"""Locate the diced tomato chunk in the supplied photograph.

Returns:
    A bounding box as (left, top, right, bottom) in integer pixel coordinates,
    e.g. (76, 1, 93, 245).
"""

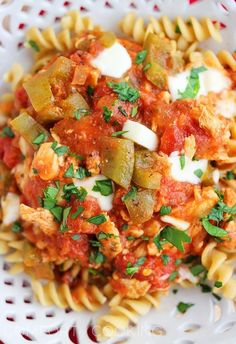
(67, 196, 101, 234)
(0, 137, 21, 169)
(159, 177, 194, 206)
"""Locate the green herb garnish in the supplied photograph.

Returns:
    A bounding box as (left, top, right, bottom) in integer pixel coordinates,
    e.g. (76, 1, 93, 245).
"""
(51, 141, 69, 156)
(28, 40, 40, 52)
(161, 226, 192, 253)
(92, 179, 113, 196)
(135, 50, 147, 64)
(178, 66, 207, 99)
(71, 206, 84, 219)
(177, 302, 194, 314)
(122, 186, 138, 202)
(107, 81, 140, 103)
(160, 205, 172, 216)
(87, 214, 107, 225)
(103, 106, 112, 123)
(126, 257, 146, 275)
(2, 127, 14, 138)
(194, 169, 203, 178)
(111, 130, 129, 137)
(179, 154, 185, 170)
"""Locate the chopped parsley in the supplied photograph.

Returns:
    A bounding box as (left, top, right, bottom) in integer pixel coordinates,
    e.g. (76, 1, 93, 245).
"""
(60, 206, 72, 232)
(87, 85, 94, 96)
(161, 254, 170, 266)
(179, 154, 185, 170)
(122, 186, 138, 202)
(177, 302, 194, 314)
(74, 108, 90, 120)
(86, 214, 107, 225)
(107, 81, 140, 103)
(131, 106, 138, 117)
(160, 226, 192, 253)
(97, 232, 118, 240)
(32, 132, 46, 145)
(200, 283, 212, 293)
(194, 168, 203, 178)
(92, 179, 113, 196)
(214, 281, 223, 288)
(71, 234, 80, 241)
(71, 206, 84, 219)
(190, 264, 206, 276)
(173, 289, 178, 294)
(160, 205, 172, 216)
(111, 130, 128, 137)
(32, 168, 38, 175)
(51, 141, 69, 156)
(103, 106, 112, 123)
(178, 66, 207, 99)
(64, 164, 90, 179)
(127, 235, 135, 241)
(89, 250, 105, 264)
(169, 271, 178, 282)
(126, 257, 146, 275)
(225, 170, 235, 180)
(135, 50, 147, 64)
(175, 259, 182, 266)
(62, 183, 87, 202)
(27, 39, 40, 52)
(201, 194, 236, 238)
(175, 24, 181, 34)
(69, 152, 84, 161)
(12, 221, 22, 233)
(1, 127, 14, 138)
(118, 106, 128, 117)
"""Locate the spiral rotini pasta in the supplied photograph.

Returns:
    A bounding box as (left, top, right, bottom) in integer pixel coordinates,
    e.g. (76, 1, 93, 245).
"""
(31, 280, 107, 312)
(0, 227, 25, 274)
(96, 292, 161, 340)
(201, 241, 236, 299)
(3, 63, 25, 90)
(148, 15, 221, 43)
(189, 50, 236, 71)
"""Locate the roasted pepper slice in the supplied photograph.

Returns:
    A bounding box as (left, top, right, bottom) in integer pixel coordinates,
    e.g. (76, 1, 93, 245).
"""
(101, 137, 134, 189)
(60, 92, 89, 117)
(124, 189, 156, 224)
(23, 73, 53, 112)
(133, 150, 162, 189)
(144, 33, 172, 89)
(10, 112, 50, 150)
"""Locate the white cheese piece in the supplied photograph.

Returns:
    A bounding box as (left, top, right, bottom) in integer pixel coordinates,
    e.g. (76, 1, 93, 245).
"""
(212, 169, 220, 184)
(74, 174, 114, 211)
(0, 113, 7, 126)
(168, 151, 208, 184)
(91, 42, 132, 78)
(160, 215, 190, 230)
(200, 68, 231, 94)
(1, 192, 20, 225)
(122, 119, 158, 151)
(168, 68, 231, 101)
(215, 98, 236, 119)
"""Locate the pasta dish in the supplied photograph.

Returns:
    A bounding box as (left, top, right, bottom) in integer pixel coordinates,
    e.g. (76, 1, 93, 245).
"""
(0, 10, 236, 340)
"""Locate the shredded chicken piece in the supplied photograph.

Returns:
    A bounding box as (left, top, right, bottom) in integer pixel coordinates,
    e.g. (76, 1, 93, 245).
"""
(98, 216, 122, 259)
(86, 153, 101, 175)
(199, 106, 229, 138)
(31, 142, 62, 181)
(223, 188, 236, 207)
(112, 278, 150, 299)
(20, 204, 58, 235)
(171, 186, 219, 220)
(184, 134, 196, 159)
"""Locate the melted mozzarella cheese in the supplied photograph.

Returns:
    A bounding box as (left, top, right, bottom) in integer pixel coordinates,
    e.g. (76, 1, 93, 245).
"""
(122, 120, 158, 151)
(161, 215, 190, 230)
(1, 192, 20, 225)
(215, 97, 236, 119)
(168, 67, 231, 101)
(168, 151, 208, 184)
(91, 42, 132, 78)
(74, 174, 113, 211)
(212, 169, 220, 184)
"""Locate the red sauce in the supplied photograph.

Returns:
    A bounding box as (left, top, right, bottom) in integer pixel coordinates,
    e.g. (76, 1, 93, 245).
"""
(159, 177, 194, 206)
(0, 137, 21, 169)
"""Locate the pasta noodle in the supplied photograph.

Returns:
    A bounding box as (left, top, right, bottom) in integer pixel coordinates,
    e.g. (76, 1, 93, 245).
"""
(201, 242, 236, 299)
(1, 8, 236, 342)
(31, 280, 107, 311)
(189, 50, 236, 71)
(3, 63, 25, 90)
(96, 292, 161, 340)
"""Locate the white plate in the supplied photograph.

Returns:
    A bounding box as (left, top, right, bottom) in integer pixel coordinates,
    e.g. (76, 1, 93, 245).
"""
(0, 0, 236, 343)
